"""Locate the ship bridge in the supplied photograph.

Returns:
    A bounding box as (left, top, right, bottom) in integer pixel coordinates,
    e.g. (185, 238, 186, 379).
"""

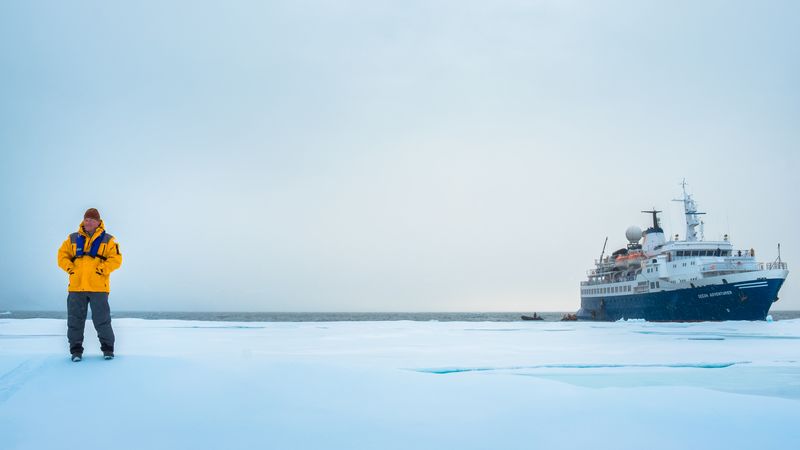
(656, 240, 734, 258)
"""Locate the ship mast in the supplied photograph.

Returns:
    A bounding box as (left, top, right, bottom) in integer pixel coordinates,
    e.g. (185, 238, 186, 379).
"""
(672, 179, 705, 242)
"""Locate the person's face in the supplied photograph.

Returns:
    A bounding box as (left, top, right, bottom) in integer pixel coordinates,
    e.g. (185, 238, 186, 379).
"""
(83, 217, 100, 233)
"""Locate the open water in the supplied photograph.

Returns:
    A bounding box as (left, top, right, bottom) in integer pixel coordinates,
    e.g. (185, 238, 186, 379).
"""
(2, 310, 799, 322)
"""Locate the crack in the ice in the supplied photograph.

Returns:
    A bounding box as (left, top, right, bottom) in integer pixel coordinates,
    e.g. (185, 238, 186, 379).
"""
(165, 326, 267, 329)
(0, 334, 63, 339)
(635, 331, 800, 340)
(463, 328, 522, 332)
(413, 361, 749, 374)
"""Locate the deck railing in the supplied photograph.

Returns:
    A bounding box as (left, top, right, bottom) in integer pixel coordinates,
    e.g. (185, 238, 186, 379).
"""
(759, 261, 788, 270)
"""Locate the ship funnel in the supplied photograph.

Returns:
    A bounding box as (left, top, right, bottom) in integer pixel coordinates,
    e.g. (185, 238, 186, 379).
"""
(641, 210, 665, 256)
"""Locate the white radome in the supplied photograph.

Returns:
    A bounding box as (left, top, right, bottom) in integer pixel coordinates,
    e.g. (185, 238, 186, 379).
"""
(625, 225, 642, 243)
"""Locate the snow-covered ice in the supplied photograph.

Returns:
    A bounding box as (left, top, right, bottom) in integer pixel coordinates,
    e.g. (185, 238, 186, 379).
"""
(1, 318, 799, 450)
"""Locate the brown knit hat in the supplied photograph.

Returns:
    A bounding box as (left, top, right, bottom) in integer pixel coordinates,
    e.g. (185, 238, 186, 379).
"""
(84, 208, 101, 221)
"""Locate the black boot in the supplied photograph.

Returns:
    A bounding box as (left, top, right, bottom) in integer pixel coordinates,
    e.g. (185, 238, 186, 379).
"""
(70, 343, 83, 362)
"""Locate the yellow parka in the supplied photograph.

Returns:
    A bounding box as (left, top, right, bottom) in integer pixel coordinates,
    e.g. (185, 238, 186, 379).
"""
(57, 220, 122, 292)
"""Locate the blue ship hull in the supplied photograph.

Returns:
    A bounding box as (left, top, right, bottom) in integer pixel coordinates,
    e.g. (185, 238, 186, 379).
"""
(577, 278, 785, 321)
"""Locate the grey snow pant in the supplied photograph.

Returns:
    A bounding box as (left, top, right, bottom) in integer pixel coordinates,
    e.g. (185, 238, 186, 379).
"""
(67, 292, 115, 354)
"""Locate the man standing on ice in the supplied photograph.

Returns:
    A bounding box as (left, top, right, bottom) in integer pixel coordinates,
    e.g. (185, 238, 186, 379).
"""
(57, 208, 123, 362)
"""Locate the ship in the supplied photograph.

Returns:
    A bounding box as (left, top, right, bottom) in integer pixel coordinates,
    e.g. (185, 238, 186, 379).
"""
(577, 182, 789, 321)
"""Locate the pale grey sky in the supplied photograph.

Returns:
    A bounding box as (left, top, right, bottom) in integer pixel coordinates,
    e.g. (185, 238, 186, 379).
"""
(1, 0, 797, 311)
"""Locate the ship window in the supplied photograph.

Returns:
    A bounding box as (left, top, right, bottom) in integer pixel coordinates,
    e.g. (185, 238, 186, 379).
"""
(677, 251, 684, 257)
(656, 281, 660, 288)
(650, 282, 655, 289)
